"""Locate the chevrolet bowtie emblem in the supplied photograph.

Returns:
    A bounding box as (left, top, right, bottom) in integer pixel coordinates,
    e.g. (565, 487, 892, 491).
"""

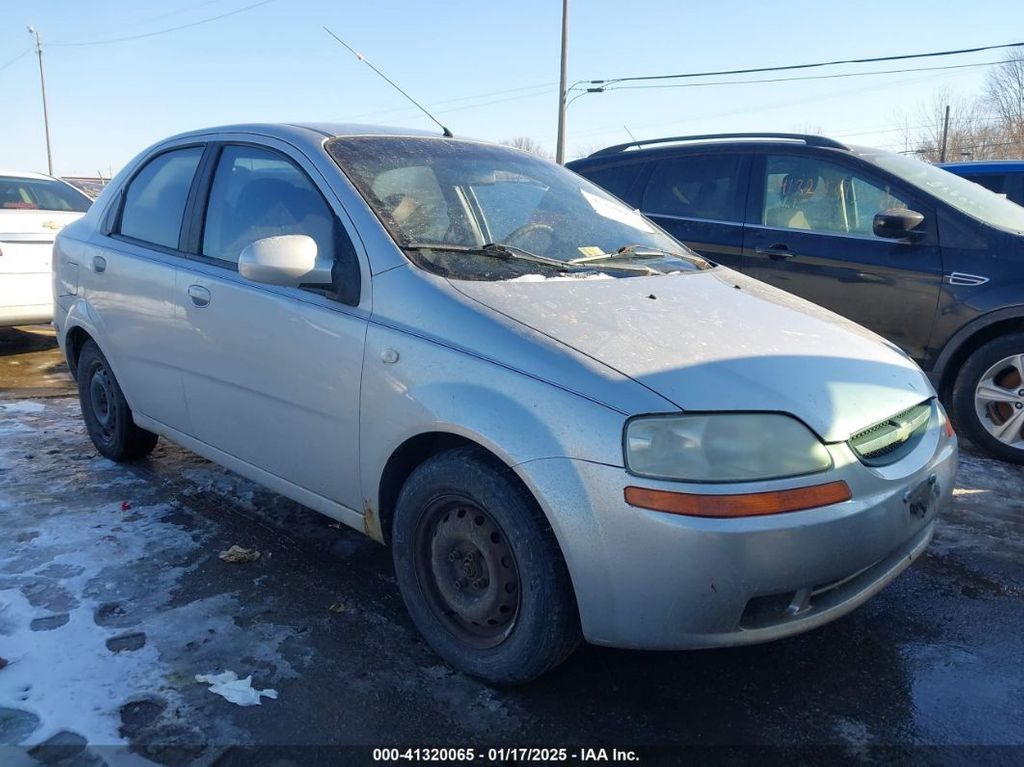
(42, 220, 63, 230)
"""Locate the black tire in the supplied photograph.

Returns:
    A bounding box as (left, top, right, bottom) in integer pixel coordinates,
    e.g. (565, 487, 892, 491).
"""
(77, 340, 158, 461)
(951, 332, 1024, 464)
(391, 447, 581, 685)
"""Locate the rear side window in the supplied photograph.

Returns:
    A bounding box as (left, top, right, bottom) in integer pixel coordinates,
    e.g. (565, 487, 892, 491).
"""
(119, 147, 203, 249)
(642, 155, 744, 222)
(577, 162, 644, 204)
(202, 145, 337, 265)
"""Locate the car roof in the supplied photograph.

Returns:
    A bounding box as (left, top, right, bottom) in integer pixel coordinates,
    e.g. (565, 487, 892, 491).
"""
(567, 134, 888, 167)
(939, 160, 1024, 173)
(160, 122, 449, 145)
(0, 169, 59, 180)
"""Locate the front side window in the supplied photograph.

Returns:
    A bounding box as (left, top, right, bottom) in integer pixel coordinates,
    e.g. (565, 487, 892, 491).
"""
(119, 147, 203, 249)
(327, 136, 708, 281)
(0, 176, 91, 212)
(642, 155, 745, 222)
(762, 155, 909, 236)
(202, 145, 337, 265)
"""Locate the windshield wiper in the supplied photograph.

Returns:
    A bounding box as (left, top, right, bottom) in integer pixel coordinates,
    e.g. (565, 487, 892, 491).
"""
(405, 242, 658, 274)
(405, 242, 573, 271)
(568, 244, 710, 269)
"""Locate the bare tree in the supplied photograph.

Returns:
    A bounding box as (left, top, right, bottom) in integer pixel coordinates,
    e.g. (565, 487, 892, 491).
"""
(984, 53, 1024, 155)
(500, 137, 551, 159)
(899, 90, 1005, 162)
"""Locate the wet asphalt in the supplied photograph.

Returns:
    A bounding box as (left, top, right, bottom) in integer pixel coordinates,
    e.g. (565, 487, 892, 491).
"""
(0, 327, 1021, 765)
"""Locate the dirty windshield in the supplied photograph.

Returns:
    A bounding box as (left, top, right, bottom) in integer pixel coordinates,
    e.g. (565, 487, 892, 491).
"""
(326, 136, 708, 280)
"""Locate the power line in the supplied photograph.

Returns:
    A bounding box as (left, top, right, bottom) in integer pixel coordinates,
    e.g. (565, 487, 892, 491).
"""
(49, 0, 276, 47)
(0, 48, 32, 73)
(591, 60, 1000, 93)
(581, 41, 1024, 87)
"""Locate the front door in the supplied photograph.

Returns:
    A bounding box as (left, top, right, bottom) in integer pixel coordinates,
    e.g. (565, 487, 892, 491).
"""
(176, 142, 368, 510)
(743, 152, 944, 362)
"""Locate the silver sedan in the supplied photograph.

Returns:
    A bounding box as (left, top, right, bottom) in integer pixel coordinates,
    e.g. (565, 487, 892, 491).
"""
(52, 124, 957, 683)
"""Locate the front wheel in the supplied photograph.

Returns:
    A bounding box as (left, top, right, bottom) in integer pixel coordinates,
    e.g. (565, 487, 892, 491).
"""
(77, 340, 158, 462)
(391, 447, 581, 684)
(951, 333, 1024, 464)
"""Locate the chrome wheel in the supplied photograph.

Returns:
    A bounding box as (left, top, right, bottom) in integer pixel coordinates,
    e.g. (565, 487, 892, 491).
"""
(89, 367, 118, 444)
(974, 353, 1024, 448)
(415, 495, 520, 649)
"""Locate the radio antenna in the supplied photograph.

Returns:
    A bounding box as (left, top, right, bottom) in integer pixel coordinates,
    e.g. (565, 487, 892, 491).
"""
(624, 125, 642, 150)
(323, 26, 453, 138)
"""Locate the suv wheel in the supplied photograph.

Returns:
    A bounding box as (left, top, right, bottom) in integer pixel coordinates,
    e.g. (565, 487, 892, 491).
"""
(951, 333, 1024, 463)
(391, 447, 581, 684)
(77, 340, 159, 461)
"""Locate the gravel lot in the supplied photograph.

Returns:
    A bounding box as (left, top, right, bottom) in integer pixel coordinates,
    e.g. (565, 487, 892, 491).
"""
(0, 327, 1021, 765)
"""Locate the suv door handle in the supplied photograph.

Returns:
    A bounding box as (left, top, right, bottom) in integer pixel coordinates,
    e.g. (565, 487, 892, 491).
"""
(755, 244, 795, 261)
(92, 255, 106, 273)
(187, 284, 211, 308)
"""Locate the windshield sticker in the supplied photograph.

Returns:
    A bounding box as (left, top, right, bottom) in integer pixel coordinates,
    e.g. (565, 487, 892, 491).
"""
(580, 190, 655, 233)
(576, 246, 604, 258)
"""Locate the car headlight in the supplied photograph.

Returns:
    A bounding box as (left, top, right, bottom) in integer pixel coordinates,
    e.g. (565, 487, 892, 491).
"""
(625, 413, 832, 482)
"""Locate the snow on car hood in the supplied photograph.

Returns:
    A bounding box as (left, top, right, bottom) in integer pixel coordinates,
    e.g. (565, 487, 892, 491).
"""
(450, 269, 933, 443)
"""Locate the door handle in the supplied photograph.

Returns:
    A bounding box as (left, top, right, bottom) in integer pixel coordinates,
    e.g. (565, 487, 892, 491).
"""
(187, 284, 211, 308)
(92, 255, 106, 273)
(755, 243, 795, 261)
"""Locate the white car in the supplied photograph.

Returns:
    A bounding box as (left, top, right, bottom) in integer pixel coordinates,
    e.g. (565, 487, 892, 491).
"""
(0, 170, 91, 327)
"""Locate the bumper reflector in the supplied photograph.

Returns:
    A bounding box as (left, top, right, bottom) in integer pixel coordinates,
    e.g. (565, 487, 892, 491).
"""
(624, 481, 852, 518)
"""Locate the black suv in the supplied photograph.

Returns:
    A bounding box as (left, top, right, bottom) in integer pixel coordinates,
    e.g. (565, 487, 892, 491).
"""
(569, 133, 1024, 463)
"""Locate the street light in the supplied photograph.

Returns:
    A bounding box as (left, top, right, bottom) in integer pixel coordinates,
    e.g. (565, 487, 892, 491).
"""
(27, 25, 54, 176)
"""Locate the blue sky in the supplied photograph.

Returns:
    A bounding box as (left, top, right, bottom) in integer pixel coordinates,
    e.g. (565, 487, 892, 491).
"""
(2, 0, 1020, 175)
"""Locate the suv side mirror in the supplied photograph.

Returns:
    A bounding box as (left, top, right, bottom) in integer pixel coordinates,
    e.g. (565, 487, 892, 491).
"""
(238, 235, 333, 287)
(873, 208, 925, 240)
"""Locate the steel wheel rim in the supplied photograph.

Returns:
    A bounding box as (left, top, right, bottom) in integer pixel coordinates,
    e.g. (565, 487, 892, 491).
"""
(89, 366, 117, 444)
(974, 353, 1024, 448)
(414, 494, 520, 649)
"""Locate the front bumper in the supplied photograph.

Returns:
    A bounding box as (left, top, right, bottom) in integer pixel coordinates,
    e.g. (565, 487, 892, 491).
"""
(518, 409, 957, 650)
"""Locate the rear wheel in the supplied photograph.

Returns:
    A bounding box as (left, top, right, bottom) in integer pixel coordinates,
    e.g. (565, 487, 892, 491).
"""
(951, 333, 1024, 463)
(391, 447, 581, 684)
(77, 340, 158, 461)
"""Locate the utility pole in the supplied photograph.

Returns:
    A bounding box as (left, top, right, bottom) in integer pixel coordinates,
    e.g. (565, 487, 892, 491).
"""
(555, 0, 569, 164)
(939, 104, 950, 163)
(27, 26, 54, 176)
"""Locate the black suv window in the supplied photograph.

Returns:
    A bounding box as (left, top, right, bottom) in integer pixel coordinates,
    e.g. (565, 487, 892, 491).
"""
(762, 154, 909, 236)
(642, 155, 744, 222)
(119, 147, 203, 249)
(961, 173, 1007, 196)
(577, 162, 644, 204)
(202, 145, 338, 265)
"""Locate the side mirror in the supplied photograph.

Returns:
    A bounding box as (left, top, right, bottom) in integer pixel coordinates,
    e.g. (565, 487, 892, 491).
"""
(238, 235, 332, 287)
(873, 208, 925, 240)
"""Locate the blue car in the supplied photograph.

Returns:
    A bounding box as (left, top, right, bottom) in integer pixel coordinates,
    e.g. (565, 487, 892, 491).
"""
(939, 160, 1024, 206)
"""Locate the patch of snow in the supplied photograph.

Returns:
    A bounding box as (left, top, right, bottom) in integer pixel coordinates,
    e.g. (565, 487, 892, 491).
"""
(507, 273, 614, 283)
(0, 401, 45, 415)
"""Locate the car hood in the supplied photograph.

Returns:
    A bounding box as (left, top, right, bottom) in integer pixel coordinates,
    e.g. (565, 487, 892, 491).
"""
(450, 269, 934, 443)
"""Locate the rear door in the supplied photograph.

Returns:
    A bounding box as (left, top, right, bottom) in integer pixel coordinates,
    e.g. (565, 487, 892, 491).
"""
(174, 140, 368, 510)
(743, 151, 943, 361)
(637, 152, 750, 270)
(85, 145, 205, 430)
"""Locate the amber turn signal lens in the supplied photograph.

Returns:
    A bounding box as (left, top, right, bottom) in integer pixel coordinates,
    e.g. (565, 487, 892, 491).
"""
(943, 418, 955, 438)
(624, 481, 852, 518)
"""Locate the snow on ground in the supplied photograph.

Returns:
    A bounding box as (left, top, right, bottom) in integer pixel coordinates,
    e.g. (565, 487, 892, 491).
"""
(0, 399, 294, 754)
